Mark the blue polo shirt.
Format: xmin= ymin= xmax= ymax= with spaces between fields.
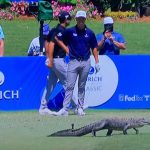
xmin=96 ymin=31 xmax=126 ymax=55
xmin=59 ymin=25 xmax=98 ymax=59
xmin=0 ymin=26 xmax=4 ymax=39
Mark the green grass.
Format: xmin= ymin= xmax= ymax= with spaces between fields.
xmin=1 ymin=19 xmax=150 ymax=56
xmin=1 ymin=109 xmax=150 ymax=150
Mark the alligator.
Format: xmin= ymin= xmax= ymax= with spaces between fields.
xmin=49 ymin=117 xmax=150 ymax=137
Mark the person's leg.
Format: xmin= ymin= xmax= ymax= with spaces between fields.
xmin=53 ymin=58 xmax=67 ymax=88
xmin=56 ymin=59 xmax=79 ymax=116
xmin=77 ymin=59 xmax=91 ymax=115
xmin=53 ymin=58 xmax=77 ymax=110
xmin=39 ymin=69 xmax=58 ymax=115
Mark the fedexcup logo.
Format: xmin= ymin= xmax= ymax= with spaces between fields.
xmin=73 ymin=55 xmax=119 ymax=107
xmin=0 ymin=71 xmax=5 ymax=86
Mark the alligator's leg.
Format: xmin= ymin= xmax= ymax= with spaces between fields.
xmin=71 ymin=123 xmax=74 ymax=131
xmin=123 ymin=130 xmax=127 ymax=135
xmin=133 ymin=128 xmax=139 ymax=134
xmin=91 ymin=120 xmax=106 ymax=136
xmin=106 ymin=129 xmax=113 ymax=136
xmin=123 ymin=125 xmax=129 ymax=135
xmin=92 ymin=129 xmax=96 ymax=137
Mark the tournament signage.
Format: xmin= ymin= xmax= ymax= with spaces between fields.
xmin=0 ymin=57 xmax=48 ymax=110
xmin=73 ymin=55 xmax=119 ymax=107
xmin=0 ymin=55 xmax=150 ymax=111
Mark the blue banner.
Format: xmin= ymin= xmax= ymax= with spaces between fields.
xmin=100 ymin=55 xmax=150 ymax=109
xmin=0 ymin=55 xmax=150 ymax=111
xmin=0 ymin=57 xmax=48 ymax=110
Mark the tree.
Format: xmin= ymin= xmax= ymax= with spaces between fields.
xmin=90 ymin=0 xmax=150 ymax=16
xmin=0 ymin=0 xmax=11 ymax=8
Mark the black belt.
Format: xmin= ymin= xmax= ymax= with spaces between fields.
xmin=54 ymin=56 xmax=64 ymax=58
xmin=70 ymin=57 xmax=89 ymax=61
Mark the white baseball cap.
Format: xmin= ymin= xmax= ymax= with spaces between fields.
xmin=75 ymin=10 xmax=86 ymax=18
xmin=103 ymin=17 xmax=114 ymax=24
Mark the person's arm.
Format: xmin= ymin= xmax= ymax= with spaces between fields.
xmin=91 ymin=31 xmax=100 ymax=73
xmin=112 ymin=40 xmax=126 ymax=50
xmin=45 ymin=29 xmax=56 ymax=67
xmin=98 ymin=30 xmax=112 ymax=50
xmin=55 ymin=36 xmax=69 ymax=54
xmin=90 ymin=32 xmax=99 ymax=64
xmin=0 ymin=39 xmax=4 ymax=56
xmin=109 ymin=33 xmax=126 ymax=50
xmin=55 ymin=29 xmax=69 ymax=54
xmin=92 ymin=47 xmax=99 ymax=64
xmin=46 ymin=41 xmax=55 ymax=68
xmin=93 ymin=47 xmax=100 ymax=73
xmin=98 ymin=36 xmax=106 ymax=50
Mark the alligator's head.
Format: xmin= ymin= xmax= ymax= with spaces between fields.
xmin=140 ymin=118 xmax=150 ymax=125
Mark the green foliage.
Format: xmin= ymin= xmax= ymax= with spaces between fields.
xmin=58 ymin=0 xmax=77 ymax=4
xmin=90 ymin=0 xmax=111 ymax=12
xmin=90 ymin=0 xmax=150 ymax=14
xmin=104 ymin=11 xmax=138 ymax=19
xmin=0 ymin=0 xmax=11 ymax=8
xmin=137 ymin=0 xmax=150 ymax=7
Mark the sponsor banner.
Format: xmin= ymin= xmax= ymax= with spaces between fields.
xmin=73 ymin=55 xmax=118 ymax=107
xmin=0 ymin=55 xmax=150 ymax=111
xmin=103 ymin=55 xmax=150 ymax=109
xmin=0 ymin=57 xmax=48 ymax=110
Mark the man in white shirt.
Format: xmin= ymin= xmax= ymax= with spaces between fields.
xmin=27 ymin=24 xmax=50 ymax=56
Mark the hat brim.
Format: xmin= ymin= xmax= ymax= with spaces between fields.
xmin=76 ymin=15 xmax=86 ymax=18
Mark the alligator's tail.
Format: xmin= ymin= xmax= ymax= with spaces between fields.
xmin=49 ymin=125 xmax=94 ymax=137
xmin=49 ymin=129 xmax=79 ymax=137
xmin=49 ymin=121 xmax=105 ymax=137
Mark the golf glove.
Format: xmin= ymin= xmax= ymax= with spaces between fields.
xmin=95 ymin=63 xmax=100 ymax=74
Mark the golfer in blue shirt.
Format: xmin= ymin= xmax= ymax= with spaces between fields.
xmin=55 ymin=10 xmax=100 ymax=116
xmin=97 ymin=17 xmax=126 ymax=55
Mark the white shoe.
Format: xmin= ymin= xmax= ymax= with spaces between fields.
xmin=73 ymin=108 xmax=78 ymax=115
xmin=77 ymin=108 xmax=85 ymax=116
xmin=83 ymin=104 xmax=88 ymax=110
xmin=39 ymin=108 xmax=57 ymax=115
xmin=73 ymin=105 xmax=88 ymax=115
xmin=55 ymin=108 xmax=68 ymax=116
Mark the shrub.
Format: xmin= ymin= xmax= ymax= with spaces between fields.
xmin=104 ymin=11 xmax=138 ymax=19
xmin=0 ymin=8 xmax=13 ymax=20
xmin=51 ymin=0 xmax=100 ymax=19
xmin=0 ymin=1 xmax=28 ymax=20
xmin=0 ymin=0 xmax=140 ymax=20
xmin=10 ymin=1 xmax=28 ymax=16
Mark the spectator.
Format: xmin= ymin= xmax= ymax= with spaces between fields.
xmin=55 ymin=10 xmax=100 ymax=116
xmin=97 ymin=17 xmax=126 ymax=55
xmin=27 ymin=24 xmax=50 ymax=56
xmin=0 ymin=25 xmax=4 ymax=56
